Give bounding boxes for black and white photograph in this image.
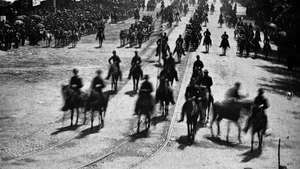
[0,0,299,168]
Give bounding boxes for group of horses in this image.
[41,29,81,48]
[119,16,154,47]
[183,0,210,52]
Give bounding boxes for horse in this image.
[85,90,110,128]
[61,85,88,126]
[135,92,155,133]
[42,30,53,47]
[203,34,212,53]
[120,29,128,47]
[96,28,105,48]
[110,63,121,92]
[181,98,200,141]
[210,99,253,143]
[245,107,268,151]
[159,67,178,86]
[173,43,185,63]
[220,37,230,56]
[155,79,175,118]
[131,65,143,92]
[71,31,80,48]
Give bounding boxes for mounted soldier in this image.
[244,88,269,133]
[220,31,230,55]
[128,51,142,79]
[173,34,185,62]
[106,50,122,80]
[225,82,248,102]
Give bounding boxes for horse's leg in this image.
[236,122,242,143]
[226,122,230,142]
[75,108,79,125]
[251,132,254,152]
[216,118,221,136]
[258,131,263,150]
[146,113,150,130]
[165,103,169,117]
[70,109,74,126]
[91,111,94,128]
[98,110,101,126]
[137,114,141,133]
[83,109,87,124]
[187,122,191,138]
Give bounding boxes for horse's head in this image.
[61,84,70,101]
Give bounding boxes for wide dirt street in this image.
[0,0,300,169]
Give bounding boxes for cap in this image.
[73,68,79,74]
[96,69,102,74]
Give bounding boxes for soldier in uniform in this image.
[201,69,213,95]
[244,88,269,132]
[193,55,204,71]
[62,68,83,111]
[128,51,142,79]
[69,68,83,94]
[225,82,248,101]
[106,50,122,80]
[91,69,105,94]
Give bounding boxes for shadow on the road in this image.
[104,90,117,96]
[125,90,137,97]
[258,65,300,97]
[145,60,156,64]
[205,136,249,150]
[129,129,149,142]
[51,125,82,135]
[176,135,193,150]
[240,148,262,163]
[151,115,169,126]
[75,125,102,139]
[94,46,102,49]
[153,63,163,68]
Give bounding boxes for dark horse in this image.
[181,98,200,141]
[155,79,175,118]
[110,63,121,92]
[135,92,155,133]
[96,28,105,48]
[245,107,268,151]
[61,85,88,126]
[210,100,253,143]
[131,65,143,92]
[159,67,178,86]
[85,90,110,128]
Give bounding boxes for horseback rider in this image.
[61,68,83,111]
[201,69,213,95]
[218,13,224,27]
[91,69,105,94]
[225,82,248,101]
[220,31,230,55]
[139,75,153,94]
[173,35,185,57]
[69,68,83,94]
[164,54,179,81]
[128,51,142,79]
[193,55,204,71]
[106,50,122,80]
[178,78,201,122]
[244,88,269,132]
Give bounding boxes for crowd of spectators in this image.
[0,0,142,50]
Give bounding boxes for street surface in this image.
[0,0,299,169]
